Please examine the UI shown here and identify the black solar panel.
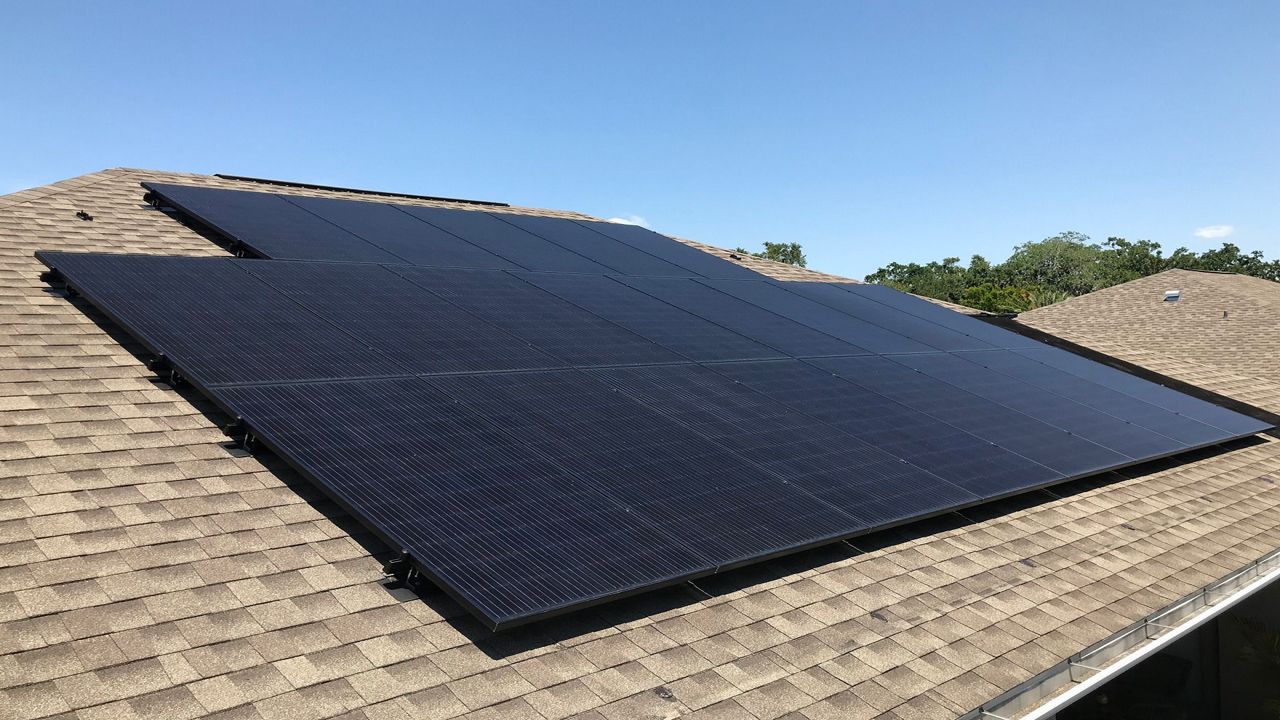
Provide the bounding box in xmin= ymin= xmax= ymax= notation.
xmin=144 ymin=182 xmax=405 ymax=263
xmin=39 ymin=252 xmax=405 ymax=385
xmin=214 ymin=377 xmax=711 ymax=628
xmin=836 ymin=282 xmax=1044 ymax=349
xmin=809 ymin=355 xmax=1131 ymax=477
xmin=518 ymin=272 xmax=782 ymax=362
xmin=425 ymin=371 xmax=856 ymax=568
xmin=1011 ymin=346 xmax=1268 ymax=436
xmin=393 ymin=205 xmax=617 ymax=274
xmin=619 ymin=276 xmax=868 ymax=357
xmin=701 ymin=279 xmax=937 ymax=354
xmin=590 ymin=363 xmax=980 ymax=526
xmin=37 ymin=246 xmax=1272 ymax=630
xmin=281 ymin=194 xmax=521 ymax=269
xmin=239 ymin=261 xmax=559 ymax=374
xmin=391 ymin=266 xmax=682 ymax=367
xmin=711 ymin=359 xmax=1064 ymax=498
xmin=889 ymin=351 xmax=1189 ymax=459
xmin=573 ymin=219 xmax=764 ymax=279
xmin=495 ymin=213 xmax=694 ymax=277
xmin=778 ymin=281 xmax=997 ymax=351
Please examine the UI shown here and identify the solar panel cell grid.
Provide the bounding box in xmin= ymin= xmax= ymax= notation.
xmin=394 ymin=205 xmax=616 ymax=274
xmin=215 ymin=377 xmax=711 ymax=627
xmin=426 ymin=370 xmax=858 ymax=568
xmin=590 ymin=364 xmax=980 ymax=526
xmin=281 ymin=194 xmax=522 ymax=269
xmin=41 ymin=252 xmax=405 ymax=385
xmin=837 ymin=282 xmax=1044 ymax=349
xmin=144 ymin=182 xmax=406 ymax=263
xmin=240 ymin=260 xmax=559 ymax=374
xmin=810 ymin=355 xmax=1132 ymax=477
xmin=391 ymin=266 xmax=683 ymax=367
xmin=573 ymin=219 xmax=764 ymax=279
xmin=891 ymin=351 xmax=1189 ymax=459
xmin=701 ymin=279 xmax=937 ymax=354
xmin=619 ymin=276 xmax=868 ymax=357
xmin=519 ymin=272 xmax=783 ymax=362
xmin=778 ymin=280 xmax=998 ymax=351
xmin=495 ymin=213 xmax=695 ymax=277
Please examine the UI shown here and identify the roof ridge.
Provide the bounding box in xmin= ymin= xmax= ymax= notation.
xmin=0 ymin=168 xmax=131 ymax=209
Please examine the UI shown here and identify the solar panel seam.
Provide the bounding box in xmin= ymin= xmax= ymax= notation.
xmin=821 ymin=354 xmax=1166 ymax=466
xmin=381 ymin=264 xmax=689 ymax=369
xmin=613 ymin=276 xmax=870 ymax=359
xmin=697 ymin=278 xmax=933 ymax=355
xmin=601 ymin=275 xmax=810 ymax=358
xmin=829 ymin=282 xmax=1031 ymax=348
xmin=144 ymin=182 xmax=407 ymax=264
xmin=272 ymin=194 xmax=420 ymax=266
xmin=814 ymin=356 xmax=1116 ymax=479
xmin=728 ymin=357 xmax=1066 ymax=498
xmin=512 ymin=271 xmax=784 ymax=364
xmin=483 ymin=212 xmax=631 ymax=275
xmin=770 ymin=280 xmax=997 ymax=353
xmin=417 ymin=370 xmax=863 ymax=571
xmin=393 ymin=204 xmax=617 ymax=274
xmin=587 ymin=364 xmax=982 ymax=522
xmin=926 ymin=349 xmax=1209 ymax=448
xmin=570 ymin=219 xmax=763 ymax=280
xmin=381 ymin=203 xmax=535 ymax=271
xmin=491 ymin=213 xmax=701 ymax=278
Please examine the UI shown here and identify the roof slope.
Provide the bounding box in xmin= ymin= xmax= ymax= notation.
xmin=0 ymin=170 xmax=1277 ymax=720
xmin=1019 ymin=268 xmax=1280 ymax=414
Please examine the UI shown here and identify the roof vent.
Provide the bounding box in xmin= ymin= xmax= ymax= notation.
xmin=1164 ymin=289 xmax=1181 ymax=302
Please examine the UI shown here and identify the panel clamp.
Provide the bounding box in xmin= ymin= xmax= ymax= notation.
xmin=382 ymin=550 xmax=419 ymax=587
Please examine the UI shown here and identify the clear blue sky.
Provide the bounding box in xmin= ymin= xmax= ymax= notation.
xmin=3 ymin=2 xmax=1276 ymax=278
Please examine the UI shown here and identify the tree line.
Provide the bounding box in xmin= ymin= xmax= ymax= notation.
xmin=862 ymin=232 xmax=1280 ymax=313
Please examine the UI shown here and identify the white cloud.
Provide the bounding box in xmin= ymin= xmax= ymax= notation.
xmin=1194 ymin=224 xmax=1235 ymax=239
xmin=607 ymin=214 xmax=649 ymax=228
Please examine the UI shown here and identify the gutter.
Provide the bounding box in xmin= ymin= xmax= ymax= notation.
xmin=962 ymin=546 xmax=1280 ymax=719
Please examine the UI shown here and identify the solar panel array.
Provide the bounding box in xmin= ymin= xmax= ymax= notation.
xmin=37 ymin=184 xmax=1271 ymax=630
xmin=144 ymin=182 xmax=759 ymax=278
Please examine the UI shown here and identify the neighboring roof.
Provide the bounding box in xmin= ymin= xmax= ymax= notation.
xmin=1018 ymin=268 xmax=1280 ymax=415
xmin=1 ymin=169 xmax=1278 ymax=720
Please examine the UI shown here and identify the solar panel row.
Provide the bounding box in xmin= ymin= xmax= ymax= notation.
xmin=144 ymin=182 xmax=761 ymax=278
xmin=39 ymin=250 xmax=1272 ymax=629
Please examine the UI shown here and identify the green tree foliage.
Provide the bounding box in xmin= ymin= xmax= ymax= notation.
xmin=734 ymin=242 xmax=807 ymax=267
xmin=865 ymin=232 xmax=1280 ymax=313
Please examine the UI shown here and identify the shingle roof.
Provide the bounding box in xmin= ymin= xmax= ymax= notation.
xmin=2 ymin=169 xmax=1278 ymax=720
xmin=1018 ymin=268 xmax=1280 ymax=415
